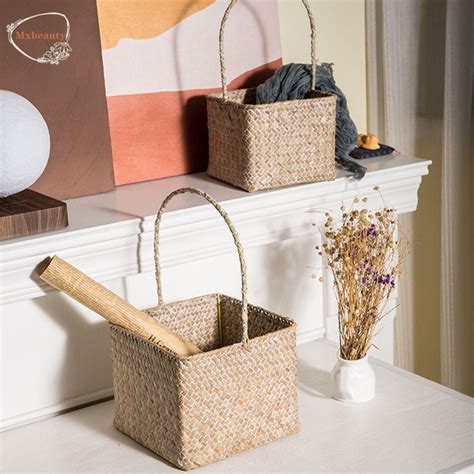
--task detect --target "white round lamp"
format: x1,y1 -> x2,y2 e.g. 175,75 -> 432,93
0,90 -> 68,240
0,89 -> 50,197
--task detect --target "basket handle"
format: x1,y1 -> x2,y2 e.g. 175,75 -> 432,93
219,0 -> 317,100
154,187 -> 249,348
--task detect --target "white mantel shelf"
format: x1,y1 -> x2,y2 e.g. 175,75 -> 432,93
0,154 -> 430,306
1,340 -> 472,473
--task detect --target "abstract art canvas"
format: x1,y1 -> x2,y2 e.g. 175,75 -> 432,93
97,0 -> 282,186
0,0 -> 115,199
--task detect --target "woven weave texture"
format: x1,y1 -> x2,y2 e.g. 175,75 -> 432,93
207,89 -> 337,191
207,0 -> 337,192
110,295 -> 299,471
111,187 -> 299,470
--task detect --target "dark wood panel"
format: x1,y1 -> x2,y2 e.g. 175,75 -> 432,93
0,189 -> 68,240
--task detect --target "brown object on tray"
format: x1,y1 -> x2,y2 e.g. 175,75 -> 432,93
357,133 -> 380,150
207,0 -> 336,192
0,189 -> 68,240
0,0 -> 115,199
111,187 -> 299,470
37,256 -> 201,357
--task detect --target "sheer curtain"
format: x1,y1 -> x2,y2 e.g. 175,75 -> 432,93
366,0 -> 473,395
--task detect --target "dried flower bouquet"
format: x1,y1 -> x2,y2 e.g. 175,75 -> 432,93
315,188 -> 409,361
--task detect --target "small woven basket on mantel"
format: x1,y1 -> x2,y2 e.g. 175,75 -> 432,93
110,187 -> 299,471
207,0 -> 337,192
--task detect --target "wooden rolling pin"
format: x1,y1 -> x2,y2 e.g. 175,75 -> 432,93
37,256 -> 201,357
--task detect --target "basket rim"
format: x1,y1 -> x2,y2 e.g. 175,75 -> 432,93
207,88 -> 336,110
110,293 -> 296,361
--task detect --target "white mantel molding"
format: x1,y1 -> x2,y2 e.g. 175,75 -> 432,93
0,155 -> 431,306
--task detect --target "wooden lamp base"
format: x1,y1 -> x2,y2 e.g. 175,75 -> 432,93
0,189 -> 68,240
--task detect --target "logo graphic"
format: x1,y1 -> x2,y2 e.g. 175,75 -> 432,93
6,12 -> 71,65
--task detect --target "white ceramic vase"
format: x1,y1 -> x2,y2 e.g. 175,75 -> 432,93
330,354 -> 375,402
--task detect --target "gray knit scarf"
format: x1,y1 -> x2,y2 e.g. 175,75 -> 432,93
256,63 -> 365,179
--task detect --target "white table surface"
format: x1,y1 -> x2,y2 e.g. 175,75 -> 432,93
1,340 -> 472,473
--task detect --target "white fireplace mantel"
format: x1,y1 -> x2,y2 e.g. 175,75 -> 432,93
0,154 -> 430,431
1,154 -> 430,306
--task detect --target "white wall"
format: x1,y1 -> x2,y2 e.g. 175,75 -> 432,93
278,0 -> 367,132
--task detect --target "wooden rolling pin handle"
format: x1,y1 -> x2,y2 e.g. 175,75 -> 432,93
37,256 -> 201,357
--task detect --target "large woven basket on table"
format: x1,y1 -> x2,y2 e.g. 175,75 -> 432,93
110,188 -> 299,471
207,0 -> 336,192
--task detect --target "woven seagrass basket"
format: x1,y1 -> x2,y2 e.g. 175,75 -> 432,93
110,188 -> 299,471
207,0 -> 336,192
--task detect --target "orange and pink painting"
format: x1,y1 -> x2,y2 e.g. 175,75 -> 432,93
97,0 -> 282,186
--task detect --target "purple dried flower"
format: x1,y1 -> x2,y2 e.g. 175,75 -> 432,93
364,224 -> 378,238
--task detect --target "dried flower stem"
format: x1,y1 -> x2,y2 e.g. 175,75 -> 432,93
315,189 -> 409,360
